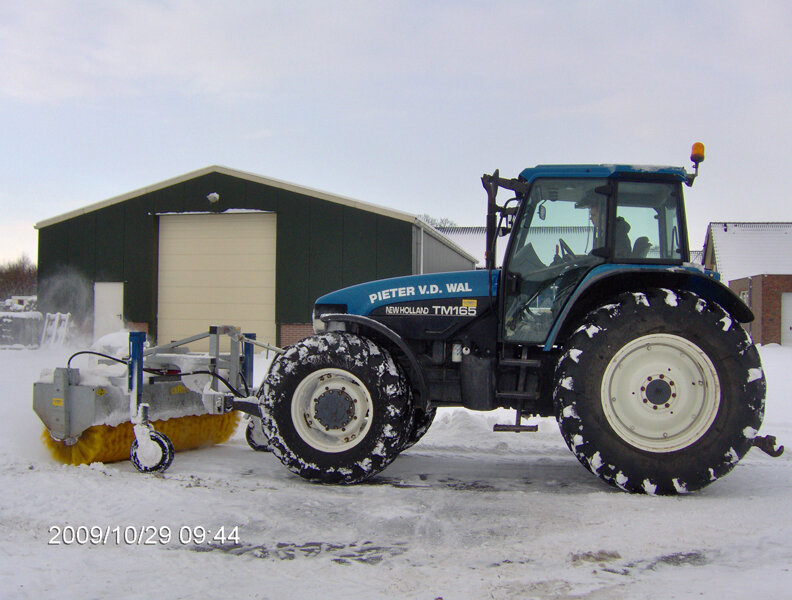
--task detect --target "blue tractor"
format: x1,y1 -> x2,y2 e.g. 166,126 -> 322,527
259,144 -> 774,494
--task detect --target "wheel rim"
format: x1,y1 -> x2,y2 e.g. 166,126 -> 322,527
291,368 -> 373,453
600,333 -> 720,453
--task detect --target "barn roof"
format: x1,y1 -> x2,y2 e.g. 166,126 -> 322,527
35,165 -> 419,229
703,222 -> 792,283
436,227 -> 490,266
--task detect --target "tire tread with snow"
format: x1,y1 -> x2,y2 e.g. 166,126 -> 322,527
402,405 -> 437,451
261,332 -> 410,484
554,288 -> 765,495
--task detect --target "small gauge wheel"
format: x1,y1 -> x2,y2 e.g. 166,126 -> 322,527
130,430 -> 175,473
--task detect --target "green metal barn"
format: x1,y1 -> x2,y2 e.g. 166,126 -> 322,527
35,166 -> 475,346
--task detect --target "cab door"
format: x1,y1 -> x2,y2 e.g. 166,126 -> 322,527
502,178 -> 606,344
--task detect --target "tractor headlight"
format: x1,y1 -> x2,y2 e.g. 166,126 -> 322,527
312,304 -> 346,333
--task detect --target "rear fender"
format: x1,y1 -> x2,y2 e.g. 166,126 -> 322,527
546,266 -> 754,350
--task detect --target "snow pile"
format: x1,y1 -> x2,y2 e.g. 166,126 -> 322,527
1,344 -> 791,598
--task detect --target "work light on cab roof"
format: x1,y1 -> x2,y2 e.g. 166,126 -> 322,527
687,141 -> 705,186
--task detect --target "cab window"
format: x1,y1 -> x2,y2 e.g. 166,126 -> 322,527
614,182 -> 684,260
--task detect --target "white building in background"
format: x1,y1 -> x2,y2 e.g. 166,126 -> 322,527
702,222 -> 792,346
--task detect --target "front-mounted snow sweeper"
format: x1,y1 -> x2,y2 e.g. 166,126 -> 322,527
33,326 -> 282,471
256,143 -> 783,495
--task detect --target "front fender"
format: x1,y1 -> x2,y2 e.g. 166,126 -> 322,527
321,313 -> 430,409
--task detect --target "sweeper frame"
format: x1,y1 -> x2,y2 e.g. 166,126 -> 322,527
33,326 -> 282,472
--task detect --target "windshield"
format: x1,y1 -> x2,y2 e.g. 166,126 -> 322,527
511,179 -> 605,261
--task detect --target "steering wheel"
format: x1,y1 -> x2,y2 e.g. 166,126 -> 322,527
558,237 -> 575,260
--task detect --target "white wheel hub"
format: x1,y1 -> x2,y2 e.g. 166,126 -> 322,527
600,334 -> 720,452
291,368 -> 373,453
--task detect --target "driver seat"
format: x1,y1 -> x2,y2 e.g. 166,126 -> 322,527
632,236 -> 651,258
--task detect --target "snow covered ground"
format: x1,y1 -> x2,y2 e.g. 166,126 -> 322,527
1,343 -> 791,599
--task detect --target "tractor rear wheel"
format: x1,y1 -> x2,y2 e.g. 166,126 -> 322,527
261,332 -> 410,484
554,288 -> 765,494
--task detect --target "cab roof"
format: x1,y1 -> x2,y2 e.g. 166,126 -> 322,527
518,164 -> 690,184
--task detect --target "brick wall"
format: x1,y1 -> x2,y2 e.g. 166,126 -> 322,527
279,323 -> 314,347
752,277 -> 764,343
758,275 -> 792,345
730,274 -> 792,344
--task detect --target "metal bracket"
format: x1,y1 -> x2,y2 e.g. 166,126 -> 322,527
752,435 -> 785,458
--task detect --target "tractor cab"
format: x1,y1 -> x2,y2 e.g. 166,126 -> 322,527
483,144 -> 706,352
493,167 -> 690,345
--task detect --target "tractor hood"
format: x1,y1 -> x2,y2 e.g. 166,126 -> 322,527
315,269 -> 500,317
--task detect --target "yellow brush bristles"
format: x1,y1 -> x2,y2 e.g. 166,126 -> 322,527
41,412 -> 241,466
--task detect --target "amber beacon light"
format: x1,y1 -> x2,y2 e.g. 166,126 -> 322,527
690,142 -> 705,164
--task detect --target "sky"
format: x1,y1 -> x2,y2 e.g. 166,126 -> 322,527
1,1 -> 791,264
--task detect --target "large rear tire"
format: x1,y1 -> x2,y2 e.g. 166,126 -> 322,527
261,332 -> 410,484
554,288 -> 765,495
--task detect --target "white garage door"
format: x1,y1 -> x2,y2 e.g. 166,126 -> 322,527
157,212 -> 276,349
782,293 -> 792,347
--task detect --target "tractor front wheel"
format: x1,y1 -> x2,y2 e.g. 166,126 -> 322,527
554,288 -> 765,494
261,332 -> 410,484
402,405 -> 437,451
